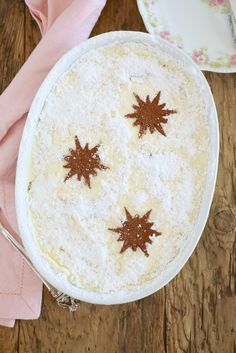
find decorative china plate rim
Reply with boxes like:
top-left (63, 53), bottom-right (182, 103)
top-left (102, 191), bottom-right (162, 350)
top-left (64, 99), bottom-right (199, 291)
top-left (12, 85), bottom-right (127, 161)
top-left (15, 31), bottom-right (219, 304)
top-left (137, 0), bottom-right (236, 73)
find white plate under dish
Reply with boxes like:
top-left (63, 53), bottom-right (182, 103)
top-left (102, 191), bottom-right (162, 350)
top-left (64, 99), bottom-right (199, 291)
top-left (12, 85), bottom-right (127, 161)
top-left (137, 0), bottom-right (236, 73)
top-left (15, 31), bottom-right (219, 305)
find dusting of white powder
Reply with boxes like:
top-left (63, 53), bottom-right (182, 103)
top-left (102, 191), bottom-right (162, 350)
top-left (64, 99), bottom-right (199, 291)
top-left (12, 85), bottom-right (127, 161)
top-left (28, 41), bottom-right (209, 294)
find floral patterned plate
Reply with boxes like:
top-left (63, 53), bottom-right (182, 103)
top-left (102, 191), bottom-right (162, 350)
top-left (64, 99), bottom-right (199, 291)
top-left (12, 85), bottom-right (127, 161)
top-left (137, 0), bottom-right (236, 72)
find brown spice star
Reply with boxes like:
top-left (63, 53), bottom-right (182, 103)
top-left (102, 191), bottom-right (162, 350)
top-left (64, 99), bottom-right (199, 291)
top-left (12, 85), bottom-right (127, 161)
top-left (125, 91), bottom-right (177, 137)
top-left (63, 136), bottom-right (108, 188)
top-left (109, 208), bottom-right (161, 257)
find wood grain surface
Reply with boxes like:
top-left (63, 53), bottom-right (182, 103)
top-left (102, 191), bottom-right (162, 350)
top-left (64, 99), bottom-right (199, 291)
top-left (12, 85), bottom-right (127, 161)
top-left (0, 1), bottom-right (235, 352)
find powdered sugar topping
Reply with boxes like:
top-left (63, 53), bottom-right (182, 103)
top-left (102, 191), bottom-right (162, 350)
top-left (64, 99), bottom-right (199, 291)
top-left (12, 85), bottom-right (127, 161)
top-left (27, 40), bottom-right (209, 295)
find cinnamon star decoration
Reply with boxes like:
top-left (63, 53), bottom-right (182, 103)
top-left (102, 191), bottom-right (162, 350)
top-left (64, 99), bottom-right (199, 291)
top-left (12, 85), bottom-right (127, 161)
top-left (109, 208), bottom-right (161, 257)
top-left (63, 136), bottom-right (108, 188)
top-left (125, 91), bottom-right (177, 137)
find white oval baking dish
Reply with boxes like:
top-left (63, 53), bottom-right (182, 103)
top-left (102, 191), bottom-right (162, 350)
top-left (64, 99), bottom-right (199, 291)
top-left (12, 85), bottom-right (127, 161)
top-left (15, 31), bottom-right (219, 304)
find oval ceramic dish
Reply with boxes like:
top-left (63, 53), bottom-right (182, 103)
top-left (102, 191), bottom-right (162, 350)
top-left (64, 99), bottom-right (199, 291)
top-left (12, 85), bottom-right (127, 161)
top-left (15, 31), bottom-right (219, 304)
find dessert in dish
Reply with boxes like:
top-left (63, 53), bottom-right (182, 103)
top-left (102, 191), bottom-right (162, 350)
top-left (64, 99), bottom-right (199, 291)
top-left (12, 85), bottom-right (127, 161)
top-left (26, 39), bottom-right (210, 298)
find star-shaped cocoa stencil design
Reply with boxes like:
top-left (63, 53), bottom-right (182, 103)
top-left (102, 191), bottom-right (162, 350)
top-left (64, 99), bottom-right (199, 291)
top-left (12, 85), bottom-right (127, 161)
top-left (109, 208), bottom-right (161, 257)
top-left (63, 136), bottom-right (108, 188)
top-left (125, 91), bottom-right (177, 137)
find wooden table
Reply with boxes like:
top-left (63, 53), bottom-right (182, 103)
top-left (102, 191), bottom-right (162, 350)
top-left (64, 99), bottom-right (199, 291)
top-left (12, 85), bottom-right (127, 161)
top-left (0, 1), bottom-right (235, 352)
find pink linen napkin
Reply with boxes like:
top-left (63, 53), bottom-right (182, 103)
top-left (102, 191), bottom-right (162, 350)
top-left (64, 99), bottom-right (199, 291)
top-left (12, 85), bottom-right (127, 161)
top-left (0, 0), bottom-right (106, 328)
